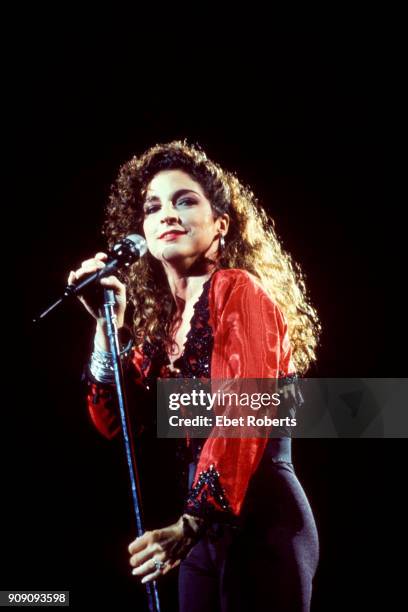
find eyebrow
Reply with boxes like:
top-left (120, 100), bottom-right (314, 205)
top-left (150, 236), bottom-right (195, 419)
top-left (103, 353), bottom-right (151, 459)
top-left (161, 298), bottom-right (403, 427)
top-left (144, 189), bottom-right (200, 206)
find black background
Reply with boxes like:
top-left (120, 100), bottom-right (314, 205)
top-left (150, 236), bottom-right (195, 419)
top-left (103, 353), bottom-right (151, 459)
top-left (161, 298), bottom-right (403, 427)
top-left (3, 24), bottom-right (399, 611)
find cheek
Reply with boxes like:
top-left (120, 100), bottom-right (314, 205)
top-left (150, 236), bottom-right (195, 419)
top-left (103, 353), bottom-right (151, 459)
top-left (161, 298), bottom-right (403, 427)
top-left (189, 211), bottom-right (216, 233)
top-left (196, 217), bottom-right (217, 238)
top-left (143, 219), bottom-right (153, 239)
top-left (142, 222), bottom-right (158, 253)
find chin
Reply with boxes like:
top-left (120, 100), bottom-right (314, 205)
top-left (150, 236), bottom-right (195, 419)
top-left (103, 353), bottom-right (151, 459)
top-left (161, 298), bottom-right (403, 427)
top-left (161, 245), bottom-right (191, 261)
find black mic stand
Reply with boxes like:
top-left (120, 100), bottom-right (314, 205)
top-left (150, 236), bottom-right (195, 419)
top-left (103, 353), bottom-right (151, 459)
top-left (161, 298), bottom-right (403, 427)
top-left (32, 234), bottom-right (157, 609)
top-left (103, 288), bottom-right (161, 612)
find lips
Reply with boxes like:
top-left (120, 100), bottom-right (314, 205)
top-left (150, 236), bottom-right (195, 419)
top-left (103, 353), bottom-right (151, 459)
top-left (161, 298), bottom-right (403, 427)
top-left (158, 230), bottom-right (187, 239)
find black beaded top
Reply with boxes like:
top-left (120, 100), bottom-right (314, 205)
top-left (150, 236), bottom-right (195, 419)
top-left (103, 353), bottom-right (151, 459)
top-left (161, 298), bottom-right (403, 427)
top-left (137, 276), bottom-right (214, 500)
top-left (140, 275), bottom-right (214, 384)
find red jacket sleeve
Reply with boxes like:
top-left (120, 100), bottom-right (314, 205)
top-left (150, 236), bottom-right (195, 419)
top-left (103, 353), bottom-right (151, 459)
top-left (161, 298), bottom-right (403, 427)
top-left (184, 269), bottom-right (295, 519)
top-left (86, 345), bottom-right (149, 440)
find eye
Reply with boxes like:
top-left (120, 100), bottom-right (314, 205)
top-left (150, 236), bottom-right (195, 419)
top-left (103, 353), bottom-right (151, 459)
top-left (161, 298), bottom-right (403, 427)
top-left (144, 204), bottom-right (160, 215)
top-left (177, 198), bottom-right (196, 206)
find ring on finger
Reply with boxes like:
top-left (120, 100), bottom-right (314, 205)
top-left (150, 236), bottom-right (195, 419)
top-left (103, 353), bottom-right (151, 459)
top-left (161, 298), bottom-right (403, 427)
top-left (153, 558), bottom-right (166, 572)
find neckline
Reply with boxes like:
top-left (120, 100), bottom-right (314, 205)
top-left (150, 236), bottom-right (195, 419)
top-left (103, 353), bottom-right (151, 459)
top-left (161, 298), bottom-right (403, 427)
top-left (168, 274), bottom-right (213, 369)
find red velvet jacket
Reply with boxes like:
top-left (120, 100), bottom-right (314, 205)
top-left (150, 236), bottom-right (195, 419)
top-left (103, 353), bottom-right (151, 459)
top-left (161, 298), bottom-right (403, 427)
top-left (86, 268), bottom-right (295, 520)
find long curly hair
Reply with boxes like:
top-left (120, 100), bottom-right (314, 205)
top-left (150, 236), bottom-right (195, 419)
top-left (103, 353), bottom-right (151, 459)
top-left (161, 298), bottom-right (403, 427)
top-left (103, 140), bottom-right (321, 374)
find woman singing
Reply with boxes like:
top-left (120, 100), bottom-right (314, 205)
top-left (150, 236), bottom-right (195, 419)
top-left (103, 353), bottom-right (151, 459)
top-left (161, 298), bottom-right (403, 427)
top-left (68, 140), bottom-right (321, 611)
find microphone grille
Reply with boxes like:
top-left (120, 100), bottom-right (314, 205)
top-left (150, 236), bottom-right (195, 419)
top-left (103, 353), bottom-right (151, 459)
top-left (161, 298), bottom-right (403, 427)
top-left (126, 234), bottom-right (148, 257)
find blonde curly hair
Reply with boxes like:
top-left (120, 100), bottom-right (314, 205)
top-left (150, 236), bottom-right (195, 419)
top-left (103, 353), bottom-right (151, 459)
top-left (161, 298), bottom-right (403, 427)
top-left (103, 140), bottom-right (321, 374)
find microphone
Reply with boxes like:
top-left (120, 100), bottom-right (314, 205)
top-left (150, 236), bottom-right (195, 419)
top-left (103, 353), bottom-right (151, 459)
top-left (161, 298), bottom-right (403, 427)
top-left (63, 234), bottom-right (147, 300)
top-left (33, 234), bottom-right (147, 323)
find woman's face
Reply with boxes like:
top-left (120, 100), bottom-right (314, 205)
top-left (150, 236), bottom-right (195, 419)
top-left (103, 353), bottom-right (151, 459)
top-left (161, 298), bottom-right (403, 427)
top-left (142, 169), bottom-right (229, 269)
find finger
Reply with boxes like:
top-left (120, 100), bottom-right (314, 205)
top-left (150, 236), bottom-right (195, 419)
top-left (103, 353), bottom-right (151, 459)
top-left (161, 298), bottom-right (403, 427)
top-left (128, 529), bottom-right (160, 555)
top-left (128, 534), bottom-right (149, 555)
top-left (132, 557), bottom-right (168, 583)
top-left (131, 557), bottom-right (161, 578)
top-left (134, 558), bottom-right (177, 582)
top-left (141, 571), bottom-right (161, 584)
top-left (162, 559), bottom-right (180, 575)
top-left (67, 271), bottom-right (77, 284)
top-left (72, 262), bottom-right (105, 285)
top-left (99, 276), bottom-right (125, 292)
top-left (80, 259), bottom-right (106, 272)
top-left (130, 543), bottom-right (161, 568)
top-left (95, 252), bottom-right (108, 261)
top-left (80, 259), bottom-right (96, 269)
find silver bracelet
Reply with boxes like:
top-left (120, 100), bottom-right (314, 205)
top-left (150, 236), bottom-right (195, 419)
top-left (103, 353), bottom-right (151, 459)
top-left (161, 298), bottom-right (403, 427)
top-left (89, 337), bottom-right (134, 384)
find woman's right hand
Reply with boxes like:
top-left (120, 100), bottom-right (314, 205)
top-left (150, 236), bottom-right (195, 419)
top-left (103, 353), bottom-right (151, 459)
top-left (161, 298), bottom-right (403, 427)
top-left (67, 252), bottom-right (127, 329)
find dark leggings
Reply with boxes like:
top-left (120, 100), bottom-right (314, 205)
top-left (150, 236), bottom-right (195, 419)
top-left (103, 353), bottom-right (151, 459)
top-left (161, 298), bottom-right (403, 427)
top-left (178, 458), bottom-right (319, 612)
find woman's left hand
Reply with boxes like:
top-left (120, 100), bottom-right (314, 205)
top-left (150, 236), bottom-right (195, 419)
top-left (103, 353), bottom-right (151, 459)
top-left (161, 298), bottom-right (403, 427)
top-left (128, 514), bottom-right (204, 584)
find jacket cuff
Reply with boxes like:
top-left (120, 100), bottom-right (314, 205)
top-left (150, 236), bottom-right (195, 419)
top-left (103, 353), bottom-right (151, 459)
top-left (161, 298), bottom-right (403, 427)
top-left (183, 464), bottom-right (234, 522)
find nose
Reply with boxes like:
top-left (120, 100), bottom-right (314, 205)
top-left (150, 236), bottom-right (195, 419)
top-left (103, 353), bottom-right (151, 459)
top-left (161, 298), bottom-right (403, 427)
top-left (158, 201), bottom-right (180, 225)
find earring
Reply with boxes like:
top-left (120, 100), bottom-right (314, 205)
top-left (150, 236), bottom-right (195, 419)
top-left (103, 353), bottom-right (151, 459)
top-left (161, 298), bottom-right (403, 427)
top-left (219, 235), bottom-right (225, 250)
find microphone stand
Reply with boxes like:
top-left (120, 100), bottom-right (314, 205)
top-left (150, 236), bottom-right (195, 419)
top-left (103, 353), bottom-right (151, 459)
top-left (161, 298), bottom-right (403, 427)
top-left (103, 288), bottom-right (161, 612)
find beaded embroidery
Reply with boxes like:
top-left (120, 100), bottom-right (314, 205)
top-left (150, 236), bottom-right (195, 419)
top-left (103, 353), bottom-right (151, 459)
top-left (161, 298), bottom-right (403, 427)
top-left (184, 464), bottom-right (232, 518)
top-left (140, 276), bottom-right (213, 382)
